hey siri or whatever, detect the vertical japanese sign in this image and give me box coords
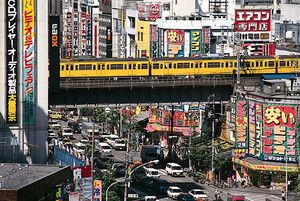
[190,30,201,57]
[23,0,35,125]
[49,16,60,92]
[66,12,72,58]
[248,101,256,156]
[81,12,87,56]
[263,105,297,162]
[73,12,79,57]
[6,0,18,124]
[230,96,236,125]
[86,14,92,56]
[255,103,263,158]
[202,26,211,44]
[106,27,112,58]
[235,100,248,148]
[151,25,158,57]
[93,180,102,201]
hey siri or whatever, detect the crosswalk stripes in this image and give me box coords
[158,169,167,175]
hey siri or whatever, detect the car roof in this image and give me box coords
[167,163,181,166]
[98,142,110,146]
[169,186,181,189]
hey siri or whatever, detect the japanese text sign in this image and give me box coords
[234,9,271,32]
[167,30,184,45]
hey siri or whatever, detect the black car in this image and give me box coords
[68,121,81,133]
[112,162,126,178]
[177,193,195,201]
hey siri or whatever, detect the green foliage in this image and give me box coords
[93,107,107,123]
[81,107,94,117]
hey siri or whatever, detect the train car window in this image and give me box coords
[287,61,290,66]
[97,64,100,70]
[234,62,237,68]
[133,64,136,69]
[204,63,207,68]
[178,63,183,68]
[264,62,268,67]
[86,64,92,70]
[102,64,105,70]
[173,63,177,69]
[243,62,250,68]
[70,65,73,70]
[79,64,85,70]
[61,65,64,71]
[256,61,259,67]
[138,64,141,69]
[221,63,224,68]
[268,61,275,67]
[142,64,148,69]
[225,62,228,68]
[124,64,127,70]
[111,64,116,69]
[66,65,69,70]
[208,62,220,68]
[160,64,163,69]
[191,63,194,68]
[129,64,132,69]
[195,63,198,68]
[75,65,78,70]
[93,65,96,70]
[153,63,159,69]
[184,63,189,68]
[280,61,285,66]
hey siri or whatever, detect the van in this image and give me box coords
[145,168,160,179]
[97,142,112,155]
[140,145,160,163]
[165,163,183,177]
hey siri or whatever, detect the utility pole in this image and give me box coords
[124,115,131,201]
[91,121,94,199]
[210,94,215,173]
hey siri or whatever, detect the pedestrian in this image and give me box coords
[281,191,286,201]
[214,188,220,201]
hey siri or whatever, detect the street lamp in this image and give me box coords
[106,177,131,201]
[124,160,159,201]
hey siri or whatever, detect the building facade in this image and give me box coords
[0,1,48,163]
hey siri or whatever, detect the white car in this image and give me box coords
[166,163,183,177]
[189,189,208,200]
[167,186,183,199]
[144,168,160,179]
[62,127,73,138]
[111,138,126,150]
[97,142,112,155]
[106,135,119,146]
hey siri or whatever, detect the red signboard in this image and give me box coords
[148,4,161,20]
[202,26,211,44]
[241,43,275,56]
[167,30,184,45]
[234,9,271,32]
[264,105,296,128]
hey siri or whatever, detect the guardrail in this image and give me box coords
[60,76,260,89]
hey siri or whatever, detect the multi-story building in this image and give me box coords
[99,0,112,58]
[231,78,300,189]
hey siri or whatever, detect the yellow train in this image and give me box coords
[59,55,300,78]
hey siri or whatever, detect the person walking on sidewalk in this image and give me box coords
[281,191,286,201]
[215,188,221,201]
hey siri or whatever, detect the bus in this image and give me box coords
[81,122,100,139]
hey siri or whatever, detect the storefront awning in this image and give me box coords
[146,123,193,136]
[233,157,298,172]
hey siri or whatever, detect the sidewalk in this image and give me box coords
[200,182,298,201]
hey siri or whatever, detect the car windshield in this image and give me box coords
[115,139,125,144]
[103,146,111,149]
[64,129,72,133]
[195,190,205,194]
[172,166,182,170]
[151,171,158,175]
[173,188,182,193]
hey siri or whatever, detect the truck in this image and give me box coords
[140,145,161,164]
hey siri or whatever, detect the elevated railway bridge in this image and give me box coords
[49,75,260,105]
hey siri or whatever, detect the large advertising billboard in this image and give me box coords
[73,12,79,57]
[167,30,184,57]
[49,16,60,92]
[235,9,271,32]
[241,43,275,56]
[23,0,36,125]
[263,105,297,162]
[6,0,19,124]
[234,97,299,163]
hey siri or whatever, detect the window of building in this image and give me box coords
[141,32,143,41]
[138,32,140,41]
[129,17,135,28]
[163,3,170,11]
